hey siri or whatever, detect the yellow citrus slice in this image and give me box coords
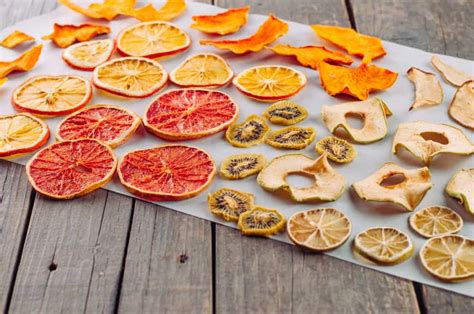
[169,53,233,88]
[420,235,474,282]
[287,208,351,252]
[12,75,92,117]
[92,57,168,98]
[237,206,286,237]
[0,113,49,158]
[354,227,414,265]
[116,21,190,58]
[233,65,307,102]
[62,39,115,71]
[409,206,463,238]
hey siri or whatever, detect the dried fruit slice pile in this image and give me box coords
[62,39,115,70]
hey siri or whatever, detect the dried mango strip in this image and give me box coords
[58,0,136,20]
[191,6,249,35]
[129,0,186,22]
[0,30,34,48]
[42,23,111,48]
[0,78,7,87]
[0,44,42,78]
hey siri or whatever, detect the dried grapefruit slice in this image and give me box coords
[233,65,306,102]
[409,206,463,238]
[0,113,49,158]
[169,53,233,88]
[191,6,249,35]
[56,105,141,148]
[116,21,190,58]
[12,75,92,117]
[62,39,115,71]
[118,145,216,201]
[26,139,117,199]
[144,89,238,140]
[92,57,168,98]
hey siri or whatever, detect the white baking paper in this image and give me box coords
[0,0,472,297]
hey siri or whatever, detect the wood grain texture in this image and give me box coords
[421,285,474,314]
[0,0,58,29]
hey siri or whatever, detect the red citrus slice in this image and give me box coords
[26,139,117,199]
[118,145,216,201]
[56,105,141,148]
[62,39,115,71]
[144,89,239,140]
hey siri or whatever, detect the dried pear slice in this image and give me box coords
[237,206,286,236]
[392,121,474,165]
[431,56,474,87]
[262,100,308,125]
[449,81,474,130]
[352,162,432,211]
[321,98,390,143]
[219,153,266,180]
[315,136,356,163]
[446,168,473,215]
[225,114,269,148]
[265,126,316,150]
[208,188,255,222]
[407,67,443,110]
[257,154,345,202]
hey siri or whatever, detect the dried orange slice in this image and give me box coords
[409,206,463,238]
[0,44,42,78]
[420,235,474,282]
[92,57,168,98]
[191,6,249,35]
[0,113,49,158]
[233,65,306,102]
[287,208,351,252]
[169,53,233,88]
[116,21,190,58]
[237,206,286,236]
[26,139,117,199]
[56,105,141,148]
[354,227,414,265]
[12,75,92,117]
[0,30,34,48]
[42,23,111,48]
[118,145,216,201]
[62,39,115,71]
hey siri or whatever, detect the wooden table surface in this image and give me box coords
[0,0,473,313]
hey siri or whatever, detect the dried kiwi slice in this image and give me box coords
[265,126,316,149]
[225,114,269,147]
[220,153,266,179]
[237,206,286,236]
[262,100,308,125]
[315,136,356,163]
[208,188,255,222]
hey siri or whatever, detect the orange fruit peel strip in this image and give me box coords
[0,30,35,48]
[200,15,288,54]
[128,0,186,22]
[42,23,111,48]
[0,78,7,87]
[0,44,42,78]
[58,0,136,20]
[191,6,249,35]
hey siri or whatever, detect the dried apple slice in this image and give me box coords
[407,67,443,110]
[431,56,473,87]
[0,30,34,48]
[191,6,249,35]
[449,81,474,130]
[257,154,345,203]
[392,121,474,165]
[42,23,110,48]
[321,98,391,144]
[352,162,432,211]
[0,44,42,78]
[446,168,473,215]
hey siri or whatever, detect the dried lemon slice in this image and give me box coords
[265,126,316,150]
[208,188,254,222]
[92,57,168,98]
[116,21,190,58]
[262,100,308,125]
[420,235,474,282]
[233,65,307,102]
[287,208,351,252]
[238,206,285,237]
[409,206,463,238]
[219,153,266,180]
[354,227,414,265]
[62,39,114,71]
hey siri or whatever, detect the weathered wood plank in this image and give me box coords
[0,0,58,29]
[421,285,474,313]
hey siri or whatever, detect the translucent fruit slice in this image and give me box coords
[225,114,269,148]
[92,57,168,98]
[420,235,474,282]
[208,188,255,222]
[56,105,141,148]
[116,21,190,58]
[26,139,117,199]
[262,100,308,125]
[62,39,115,71]
[233,65,307,102]
[354,227,414,265]
[0,113,50,158]
[315,136,357,163]
[237,206,286,237]
[219,153,266,180]
[287,208,351,252]
[265,126,316,150]
[409,206,463,238]
[12,75,92,117]
[169,53,234,88]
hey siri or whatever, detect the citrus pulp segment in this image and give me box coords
[237,206,286,236]
[62,39,115,70]
[409,206,463,238]
[118,145,216,201]
[56,105,141,148]
[0,113,50,158]
[116,21,191,58]
[12,75,92,117]
[26,139,117,199]
[92,57,168,98]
